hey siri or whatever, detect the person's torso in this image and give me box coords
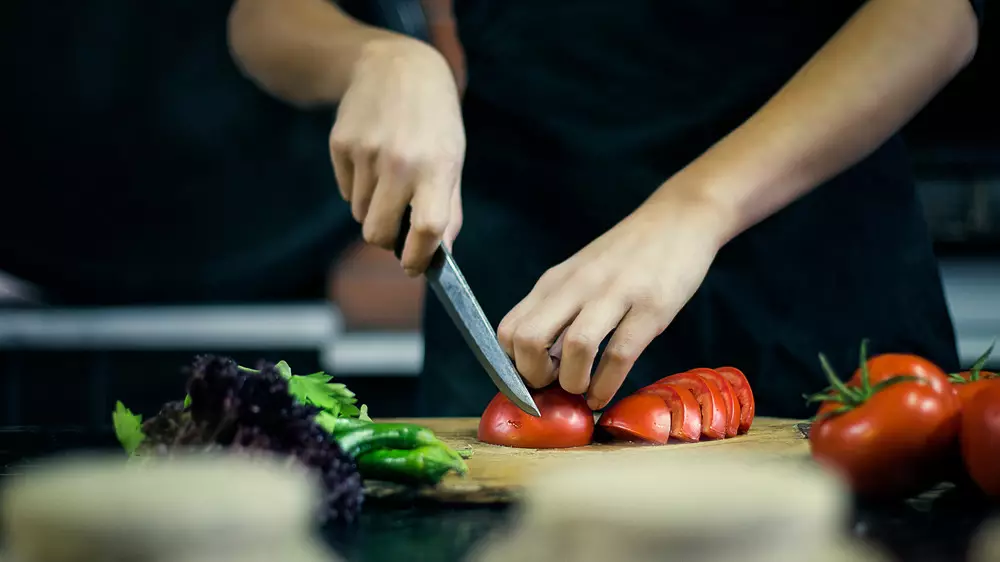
[435,0,958,415]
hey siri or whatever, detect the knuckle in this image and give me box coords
[563,332,597,356]
[605,342,638,364]
[513,326,548,353]
[411,217,447,239]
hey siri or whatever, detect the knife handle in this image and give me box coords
[393,206,412,261]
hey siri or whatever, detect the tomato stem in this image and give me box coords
[968,339,995,382]
[858,338,873,394]
[818,353,861,405]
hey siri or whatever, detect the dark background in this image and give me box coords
[0,0,997,430]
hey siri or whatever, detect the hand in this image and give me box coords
[497,195,730,410]
[330,38,466,274]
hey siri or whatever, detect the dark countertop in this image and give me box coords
[2,427,998,562]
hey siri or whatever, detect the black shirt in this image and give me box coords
[416,0,983,417]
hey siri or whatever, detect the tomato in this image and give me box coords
[714,366,755,434]
[810,380,959,499]
[687,368,740,438]
[950,342,997,408]
[478,386,594,448]
[597,393,673,444]
[960,380,1000,499]
[636,383,702,442]
[956,378,999,407]
[655,372,727,439]
[817,350,959,421]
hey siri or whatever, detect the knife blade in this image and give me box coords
[394,207,541,417]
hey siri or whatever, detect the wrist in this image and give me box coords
[643,171,744,251]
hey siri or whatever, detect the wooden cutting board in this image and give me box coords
[364,417,812,504]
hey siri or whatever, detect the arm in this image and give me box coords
[650,0,980,244]
[227,0,426,107]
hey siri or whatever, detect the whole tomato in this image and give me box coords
[816,340,960,423]
[949,342,997,407]
[960,380,1000,499]
[808,348,961,500]
[478,386,594,448]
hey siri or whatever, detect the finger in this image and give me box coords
[442,186,463,251]
[361,175,410,250]
[511,293,582,390]
[586,309,666,410]
[330,144,354,202]
[350,149,377,223]
[497,266,570,359]
[558,297,629,395]
[400,174,453,275]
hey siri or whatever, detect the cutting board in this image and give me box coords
[364,417,812,504]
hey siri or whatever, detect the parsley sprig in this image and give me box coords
[112,360,372,456]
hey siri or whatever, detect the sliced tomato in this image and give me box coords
[687,368,740,438]
[478,386,594,448]
[714,366,755,434]
[597,393,673,444]
[960,380,1000,499]
[655,372,727,440]
[636,383,702,442]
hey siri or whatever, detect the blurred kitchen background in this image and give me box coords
[1,1,998,431]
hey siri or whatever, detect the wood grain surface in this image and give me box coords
[365,417,811,504]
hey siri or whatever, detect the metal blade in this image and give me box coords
[395,209,541,417]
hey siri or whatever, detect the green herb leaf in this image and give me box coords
[275,360,293,380]
[183,394,192,408]
[112,401,146,457]
[358,404,372,423]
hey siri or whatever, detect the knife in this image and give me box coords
[394,207,541,417]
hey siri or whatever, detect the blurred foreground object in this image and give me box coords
[469,451,887,562]
[970,517,1000,562]
[1,453,342,562]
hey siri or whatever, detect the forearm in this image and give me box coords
[227,0,409,107]
[652,0,979,245]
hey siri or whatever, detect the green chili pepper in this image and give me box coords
[334,423,444,458]
[357,445,468,486]
[314,411,372,436]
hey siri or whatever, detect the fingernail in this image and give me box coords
[403,267,419,277]
[587,397,605,410]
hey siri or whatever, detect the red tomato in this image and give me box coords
[810,379,960,499]
[955,378,999,408]
[597,393,673,444]
[636,383,702,442]
[655,372,727,440]
[960,380,1000,499]
[818,352,960,420]
[714,366,756,434]
[687,368,740,438]
[478,386,594,448]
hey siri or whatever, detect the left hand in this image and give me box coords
[496,194,730,410]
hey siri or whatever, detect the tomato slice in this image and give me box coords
[478,386,594,448]
[597,393,673,444]
[655,372,727,440]
[687,368,740,438]
[714,366,756,434]
[636,383,701,442]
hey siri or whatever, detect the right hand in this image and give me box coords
[330,38,466,275]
